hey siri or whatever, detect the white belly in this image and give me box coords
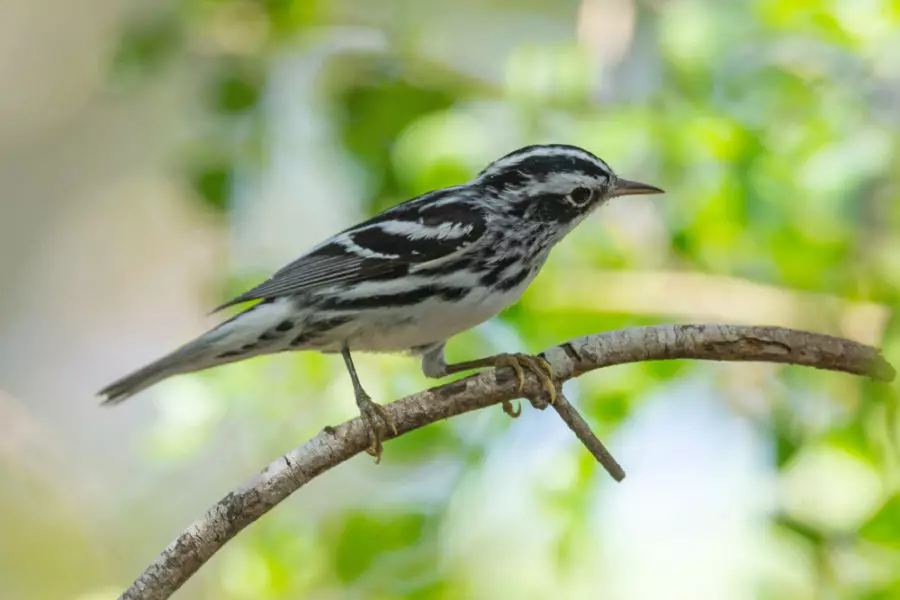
[319,276,535,353]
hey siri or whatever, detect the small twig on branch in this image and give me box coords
[118,324,895,600]
[551,393,626,481]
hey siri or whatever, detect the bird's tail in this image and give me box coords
[98,299,297,405]
[98,332,231,405]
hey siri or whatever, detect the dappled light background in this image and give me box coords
[2,0,899,599]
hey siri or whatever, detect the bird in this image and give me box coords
[99,143,663,462]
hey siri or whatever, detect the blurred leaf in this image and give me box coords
[325,56,466,211]
[775,429,801,468]
[860,581,900,600]
[386,421,462,463]
[586,391,630,425]
[264,0,321,36]
[772,512,826,547]
[824,418,879,465]
[329,511,429,583]
[859,495,900,549]
[112,16,182,81]
[189,161,232,212]
[212,63,265,114]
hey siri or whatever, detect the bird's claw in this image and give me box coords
[502,399,522,418]
[356,393,397,464]
[494,353,558,414]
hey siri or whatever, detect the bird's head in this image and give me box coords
[474,144,663,231]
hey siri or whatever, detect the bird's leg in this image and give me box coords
[420,344,557,418]
[341,345,397,463]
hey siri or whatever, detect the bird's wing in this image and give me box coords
[213,194,485,311]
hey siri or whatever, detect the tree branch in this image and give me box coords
[119,324,895,600]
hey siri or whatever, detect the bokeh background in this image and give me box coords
[2,0,900,599]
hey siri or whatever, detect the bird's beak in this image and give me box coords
[611,178,665,197]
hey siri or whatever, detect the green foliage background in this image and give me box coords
[15,0,900,598]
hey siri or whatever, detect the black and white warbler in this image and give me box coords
[100,144,663,461]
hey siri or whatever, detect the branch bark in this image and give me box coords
[119,324,895,600]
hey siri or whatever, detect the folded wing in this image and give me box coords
[214,194,485,311]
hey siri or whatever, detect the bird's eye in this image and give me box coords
[565,187,594,207]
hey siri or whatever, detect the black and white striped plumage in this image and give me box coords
[100,144,662,452]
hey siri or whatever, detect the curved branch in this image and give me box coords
[119,324,894,600]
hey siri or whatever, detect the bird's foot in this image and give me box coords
[494,353,557,417]
[356,392,398,463]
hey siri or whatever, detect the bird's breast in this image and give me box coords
[328,266,539,353]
